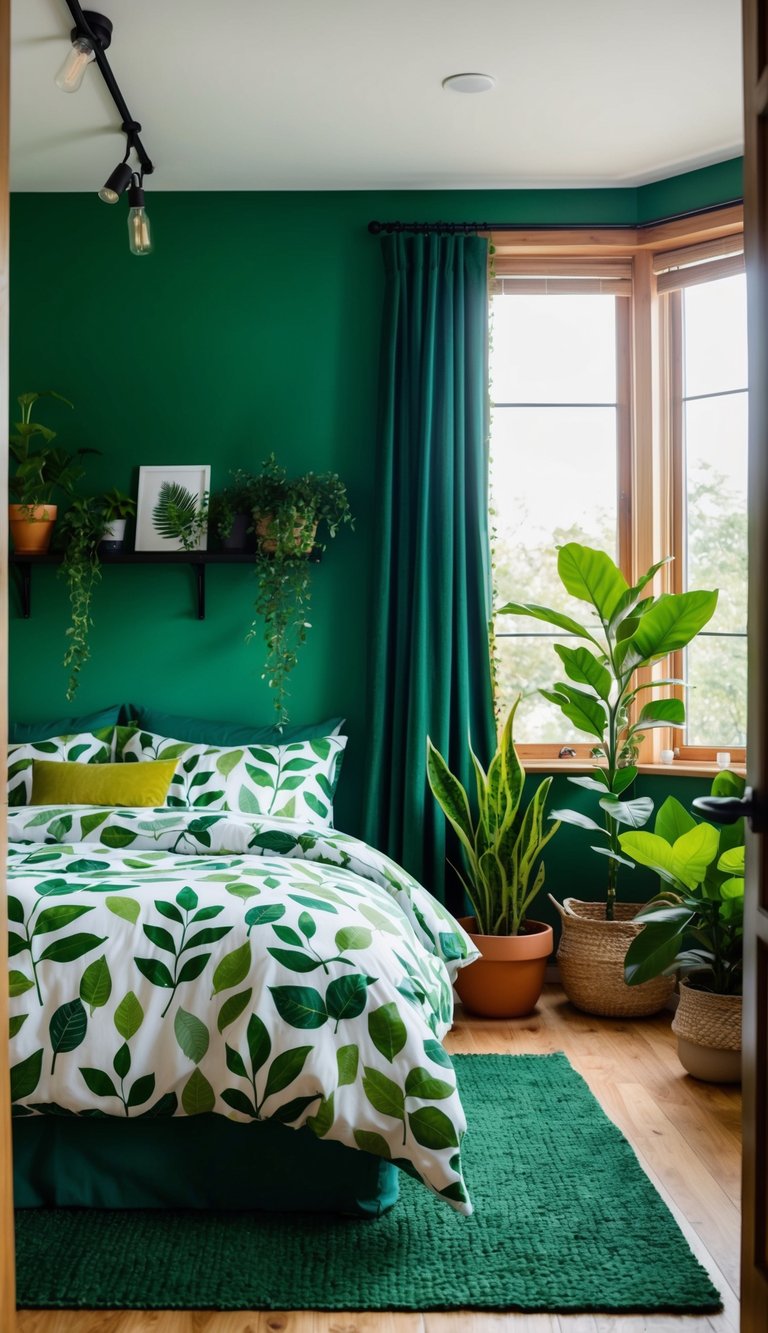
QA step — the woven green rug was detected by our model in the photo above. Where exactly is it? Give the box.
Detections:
[15,1052,720,1312]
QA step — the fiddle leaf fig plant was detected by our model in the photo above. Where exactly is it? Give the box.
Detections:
[499,543,718,920]
[426,696,561,936]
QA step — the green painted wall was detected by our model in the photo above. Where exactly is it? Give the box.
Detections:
[9,163,741,855]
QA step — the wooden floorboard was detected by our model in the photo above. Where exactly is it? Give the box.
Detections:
[15,986,742,1333]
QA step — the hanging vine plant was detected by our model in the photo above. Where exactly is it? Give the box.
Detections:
[242,455,354,727]
[57,498,105,701]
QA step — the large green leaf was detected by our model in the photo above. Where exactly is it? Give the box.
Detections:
[336,1043,359,1085]
[423,1039,452,1069]
[635,698,686,729]
[335,926,373,952]
[622,590,719,670]
[368,1002,407,1062]
[553,644,611,699]
[174,1008,210,1064]
[79,1066,117,1099]
[557,543,629,622]
[619,823,720,890]
[540,687,606,741]
[127,1073,156,1109]
[106,896,140,924]
[217,987,253,1033]
[408,1105,459,1150]
[11,1049,43,1102]
[269,985,328,1029]
[362,1066,405,1121]
[598,795,653,829]
[624,922,689,986]
[425,739,475,859]
[326,974,374,1024]
[211,941,251,995]
[263,1045,312,1100]
[353,1129,392,1159]
[404,1067,453,1100]
[246,1013,272,1074]
[181,1067,216,1116]
[497,600,599,645]
[49,999,87,1061]
[79,955,112,1014]
[114,991,144,1040]
[38,932,106,964]
[134,956,175,989]
[33,904,93,936]
[306,1092,335,1139]
[654,796,697,845]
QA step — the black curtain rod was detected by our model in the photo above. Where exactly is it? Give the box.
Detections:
[63,0,154,176]
[367,199,742,236]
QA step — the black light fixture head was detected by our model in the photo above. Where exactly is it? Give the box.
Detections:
[98,160,133,204]
[75,11,113,50]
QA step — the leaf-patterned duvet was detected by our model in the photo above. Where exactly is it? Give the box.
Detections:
[7,805,478,1213]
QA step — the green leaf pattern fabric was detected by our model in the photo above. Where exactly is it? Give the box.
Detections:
[120,728,347,826]
[8,728,116,807]
[7,805,477,1213]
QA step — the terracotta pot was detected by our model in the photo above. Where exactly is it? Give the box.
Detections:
[255,514,318,555]
[9,503,57,554]
[455,916,553,1018]
[551,896,676,1018]
[672,977,742,1083]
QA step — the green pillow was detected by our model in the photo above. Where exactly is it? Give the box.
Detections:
[30,758,179,808]
[122,705,345,747]
[10,705,122,745]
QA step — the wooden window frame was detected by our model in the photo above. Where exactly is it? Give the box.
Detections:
[660,280,747,767]
[488,206,745,770]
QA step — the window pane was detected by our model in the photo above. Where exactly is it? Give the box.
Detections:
[683,274,747,397]
[492,406,618,741]
[684,637,747,748]
[685,393,748,635]
[491,294,616,403]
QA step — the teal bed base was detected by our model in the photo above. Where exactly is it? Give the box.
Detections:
[13,1115,400,1219]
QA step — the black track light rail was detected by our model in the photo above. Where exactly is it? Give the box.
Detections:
[62,0,154,176]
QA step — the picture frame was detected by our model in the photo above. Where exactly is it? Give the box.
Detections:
[135,464,211,552]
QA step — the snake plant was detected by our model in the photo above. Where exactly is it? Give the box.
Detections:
[427,697,560,935]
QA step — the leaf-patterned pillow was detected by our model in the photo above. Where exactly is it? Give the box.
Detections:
[120,728,347,826]
[8,727,117,807]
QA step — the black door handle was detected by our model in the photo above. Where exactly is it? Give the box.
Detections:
[693,788,756,827]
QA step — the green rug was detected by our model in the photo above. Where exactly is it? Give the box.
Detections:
[15,1052,720,1312]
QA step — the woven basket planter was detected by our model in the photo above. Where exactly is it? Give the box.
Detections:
[550,897,676,1018]
[671,977,742,1083]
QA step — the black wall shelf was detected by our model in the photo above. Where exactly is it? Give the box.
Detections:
[10,549,322,621]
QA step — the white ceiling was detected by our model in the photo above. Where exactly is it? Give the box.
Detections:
[10,0,744,192]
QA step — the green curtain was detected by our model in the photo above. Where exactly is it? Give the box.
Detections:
[363,232,496,910]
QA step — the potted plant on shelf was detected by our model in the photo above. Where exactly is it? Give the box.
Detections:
[98,488,136,554]
[247,455,354,726]
[426,696,561,1018]
[620,771,744,1082]
[8,391,95,554]
[499,542,718,1017]
[209,469,258,552]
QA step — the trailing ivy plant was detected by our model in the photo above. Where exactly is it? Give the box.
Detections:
[245,455,354,727]
[58,498,106,701]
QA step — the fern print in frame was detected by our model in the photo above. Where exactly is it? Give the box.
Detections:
[135,465,210,552]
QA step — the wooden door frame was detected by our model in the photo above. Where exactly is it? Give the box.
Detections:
[0,0,13,1325]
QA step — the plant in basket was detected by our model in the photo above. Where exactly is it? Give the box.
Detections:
[619,769,744,1082]
[427,696,561,1018]
[498,542,718,1017]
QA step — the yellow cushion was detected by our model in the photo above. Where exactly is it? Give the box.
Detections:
[30,758,178,808]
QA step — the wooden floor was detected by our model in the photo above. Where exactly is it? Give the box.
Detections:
[15,985,742,1333]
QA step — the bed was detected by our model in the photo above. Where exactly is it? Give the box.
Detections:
[7,721,477,1219]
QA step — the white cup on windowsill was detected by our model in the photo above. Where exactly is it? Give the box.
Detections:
[660,749,675,764]
[716,751,731,769]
